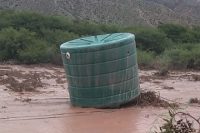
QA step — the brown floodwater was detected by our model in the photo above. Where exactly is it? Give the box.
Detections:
[0,65,199,133]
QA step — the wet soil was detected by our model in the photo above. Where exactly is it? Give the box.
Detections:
[0,64,199,133]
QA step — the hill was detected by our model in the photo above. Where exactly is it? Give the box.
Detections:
[0,0,200,26]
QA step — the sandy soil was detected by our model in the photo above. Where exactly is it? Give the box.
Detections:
[0,64,200,133]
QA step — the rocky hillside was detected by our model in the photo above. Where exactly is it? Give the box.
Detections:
[149,0,200,23]
[0,0,200,26]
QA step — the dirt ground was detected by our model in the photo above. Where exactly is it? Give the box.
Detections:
[0,64,200,133]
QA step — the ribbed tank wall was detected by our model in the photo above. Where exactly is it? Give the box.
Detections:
[60,33,140,108]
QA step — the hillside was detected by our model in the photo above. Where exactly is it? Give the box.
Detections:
[0,0,200,26]
[149,0,200,24]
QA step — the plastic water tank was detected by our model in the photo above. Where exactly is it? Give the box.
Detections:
[60,33,140,108]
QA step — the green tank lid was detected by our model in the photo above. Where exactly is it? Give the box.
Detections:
[60,33,135,53]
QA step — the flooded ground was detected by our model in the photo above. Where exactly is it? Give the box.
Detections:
[0,64,200,133]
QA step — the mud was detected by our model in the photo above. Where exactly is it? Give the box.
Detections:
[0,71,43,92]
[0,64,200,133]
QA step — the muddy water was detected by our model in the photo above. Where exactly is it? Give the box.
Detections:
[140,70,200,103]
[0,65,199,133]
[1,106,161,133]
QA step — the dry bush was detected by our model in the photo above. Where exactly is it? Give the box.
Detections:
[123,91,177,108]
[155,108,200,133]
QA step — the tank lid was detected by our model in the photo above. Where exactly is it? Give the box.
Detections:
[60,33,134,51]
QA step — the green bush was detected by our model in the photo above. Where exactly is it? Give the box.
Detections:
[48,46,63,65]
[136,29,172,54]
[0,27,38,60]
[163,49,191,69]
[160,44,200,69]
[158,24,187,42]
[40,30,79,65]
[189,45,200,69]
[18,40,49,64]
[158,24,200,43]
[137,50,155,68]
[0,27,50,64]
[124,26,172,54]
[40,29,78,45]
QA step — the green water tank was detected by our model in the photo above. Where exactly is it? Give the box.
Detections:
[60,33,140,108]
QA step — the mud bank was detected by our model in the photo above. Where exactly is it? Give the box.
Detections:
[0,64,199,133]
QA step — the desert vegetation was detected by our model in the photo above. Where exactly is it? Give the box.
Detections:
[0,10,200,70]
[155,108,200,133]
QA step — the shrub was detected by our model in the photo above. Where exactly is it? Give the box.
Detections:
[189,46,200,69]
[41,30,79,65]
[99,24,120,33]
[0,27,37,60]
[136,29,171,54]
[47,44,63,65]
[40,29,79,46]
[162,49,191,69]
[160,44,200,69]
[158,24,200,44]
[155,108,199,133]
[137,50,155,68]
[158,24,187,42]
[17,40,49,64]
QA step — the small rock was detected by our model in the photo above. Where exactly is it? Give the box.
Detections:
[163,86,174,90]
[2,106,7,109]
[3,88,8,91]
[145,114,150,118]
[22,98,32,102]
[189,98,200,104]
